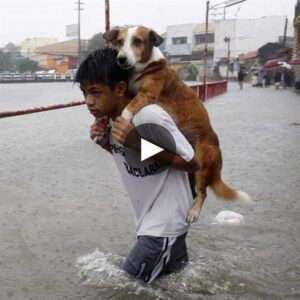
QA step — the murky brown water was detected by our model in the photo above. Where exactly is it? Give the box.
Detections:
[0,82,299,299]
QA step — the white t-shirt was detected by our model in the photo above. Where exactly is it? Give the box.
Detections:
[109,104,195,237]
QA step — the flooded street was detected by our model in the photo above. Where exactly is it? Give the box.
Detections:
[0,82,300,299]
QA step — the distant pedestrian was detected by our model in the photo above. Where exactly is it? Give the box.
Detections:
[264,72,271,87]
[281,71,286,89]
[257,71,263,87]
[295,68,300,90]
[238,68,246,90]
[274,71,281,90]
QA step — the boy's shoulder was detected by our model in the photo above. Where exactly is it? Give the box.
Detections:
[132,104,173,127]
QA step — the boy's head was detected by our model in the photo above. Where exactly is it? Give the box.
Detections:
[75,47,130,119]
[75,47,128,88]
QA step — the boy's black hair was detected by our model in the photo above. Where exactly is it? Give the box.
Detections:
[74,47,128,89]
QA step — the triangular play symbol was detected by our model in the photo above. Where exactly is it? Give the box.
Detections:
[141,138,164,161]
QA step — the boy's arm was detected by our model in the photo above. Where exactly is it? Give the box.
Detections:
[112,116,200,173]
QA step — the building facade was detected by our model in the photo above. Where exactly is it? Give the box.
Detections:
[35,39,88,73]
[293,0,300,58]
[165,23,215,78]
[214,16,294,62]
[165,16,293,79]
[20,37,58,59]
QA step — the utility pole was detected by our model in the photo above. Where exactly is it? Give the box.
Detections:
[105,0,110,32]
[203,0,210,101]
[203,0,246,96]
[224,37,231,81]
[75,0,84,65]
[283,17,288,47]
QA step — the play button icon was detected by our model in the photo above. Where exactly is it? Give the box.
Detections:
[123,123,177,175]
[141,138,164,161]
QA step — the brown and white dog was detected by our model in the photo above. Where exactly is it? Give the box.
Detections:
[103,25,251,223]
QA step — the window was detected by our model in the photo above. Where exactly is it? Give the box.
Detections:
[172,37,187,45]
[195,33,214,45]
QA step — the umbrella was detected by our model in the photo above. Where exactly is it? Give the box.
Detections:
[264,60,282,68]
[264,60,291,69]
[289,58,300,66]
[280,62,292,69]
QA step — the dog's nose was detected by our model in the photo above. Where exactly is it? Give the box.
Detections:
[117,55,127,65]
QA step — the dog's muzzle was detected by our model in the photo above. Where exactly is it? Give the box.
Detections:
[117,55,127,65]
[117,55,132,69]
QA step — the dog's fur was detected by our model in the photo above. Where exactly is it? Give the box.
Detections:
[103,25,251,223]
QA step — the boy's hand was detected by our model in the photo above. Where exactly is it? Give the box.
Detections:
[90,118,111,148]
[112,116,140,150]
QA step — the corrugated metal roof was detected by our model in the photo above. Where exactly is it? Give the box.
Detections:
[239,50,259,61]
[35,39,88,55]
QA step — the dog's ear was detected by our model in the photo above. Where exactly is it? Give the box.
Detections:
[103,29,119,44]
[149,30,164,47]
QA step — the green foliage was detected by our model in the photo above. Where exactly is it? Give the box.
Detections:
[0,50,14,71]
[17,58,40,73]
[185,64,199,81]
[88,33,105,53]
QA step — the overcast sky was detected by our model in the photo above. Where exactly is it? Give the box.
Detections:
[0,0,297,47]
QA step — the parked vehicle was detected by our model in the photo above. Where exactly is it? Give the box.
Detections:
[34,71,46,80]
[64,69,78,81]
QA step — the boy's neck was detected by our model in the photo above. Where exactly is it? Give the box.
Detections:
[110,95,131,120]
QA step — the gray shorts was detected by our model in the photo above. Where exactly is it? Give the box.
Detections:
[123,232,188,283]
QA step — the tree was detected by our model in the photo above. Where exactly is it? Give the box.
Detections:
[17,58,40,73]
[0,43,21,71]
[0,50,14,71]
[88,33,105,54]
[185,64,199,81]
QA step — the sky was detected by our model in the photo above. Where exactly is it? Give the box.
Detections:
[0,0,297,47]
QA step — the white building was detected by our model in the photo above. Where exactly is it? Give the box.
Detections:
[214,16,294,61]
[164,16,293,78]
[21,37,58,59]
[165,24,196,57]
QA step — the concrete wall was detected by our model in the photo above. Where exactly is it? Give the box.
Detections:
[165,24,197,56]
[214,16,294,61]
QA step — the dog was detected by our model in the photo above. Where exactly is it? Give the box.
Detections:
[103,25,251,223]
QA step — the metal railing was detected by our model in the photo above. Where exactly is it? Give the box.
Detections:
[189,80,228,101]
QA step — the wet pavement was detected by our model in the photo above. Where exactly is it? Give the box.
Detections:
[0,82,299,299]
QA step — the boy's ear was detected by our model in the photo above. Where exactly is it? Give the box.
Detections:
[115,81,127,97]
[103,28,120,44]
[149,30,164,47]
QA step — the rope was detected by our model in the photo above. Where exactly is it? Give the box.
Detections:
[0,101,85,119]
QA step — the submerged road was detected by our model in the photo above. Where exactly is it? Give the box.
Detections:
[0,82,299,299]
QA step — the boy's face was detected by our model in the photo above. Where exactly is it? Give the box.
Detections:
[80,81,125,119]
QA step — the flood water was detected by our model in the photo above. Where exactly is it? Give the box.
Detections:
[0,82,299,299]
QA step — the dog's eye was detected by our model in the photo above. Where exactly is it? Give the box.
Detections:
[117,39,123,46]
[133,38,142,47]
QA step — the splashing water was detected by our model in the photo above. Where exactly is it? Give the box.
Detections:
[76,249,249,299]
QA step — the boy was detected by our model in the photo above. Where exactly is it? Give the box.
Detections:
[75,48,199,283]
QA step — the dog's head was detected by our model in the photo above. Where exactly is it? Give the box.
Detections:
[103,26,164,70]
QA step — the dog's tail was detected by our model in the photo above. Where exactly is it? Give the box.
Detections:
[210,179,252,204]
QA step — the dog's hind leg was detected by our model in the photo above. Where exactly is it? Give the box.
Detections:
[187,169,208,224]
[187,142,221,224]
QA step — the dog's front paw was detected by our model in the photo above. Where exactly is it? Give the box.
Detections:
[121,107,133,121]
[187,207,201,224]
